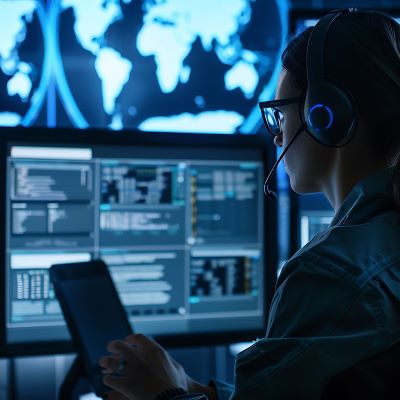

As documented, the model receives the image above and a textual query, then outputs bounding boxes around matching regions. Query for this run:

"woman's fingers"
[101,333,189,400]
[103,374,132,398]
[99,355,121,374]
[106,339,136,357]
[125,333,158,349]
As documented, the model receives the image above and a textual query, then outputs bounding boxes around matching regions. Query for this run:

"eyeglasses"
[258,97,300,136]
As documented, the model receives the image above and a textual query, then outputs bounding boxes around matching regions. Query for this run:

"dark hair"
[281,11,400,210]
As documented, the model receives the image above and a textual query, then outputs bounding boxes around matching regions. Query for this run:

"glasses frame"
[258,97,300,136]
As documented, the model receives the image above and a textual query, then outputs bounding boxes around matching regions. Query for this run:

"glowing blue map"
[0,0,287,132]
[52,0,287,133]
[0,0,49,127]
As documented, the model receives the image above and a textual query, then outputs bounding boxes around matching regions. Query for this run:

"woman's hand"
[99,333,215,400]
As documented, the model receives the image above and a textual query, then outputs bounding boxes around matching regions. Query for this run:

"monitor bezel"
[0,126,278,356]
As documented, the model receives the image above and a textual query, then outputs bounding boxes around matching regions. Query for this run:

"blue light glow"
[49,0,89,128]
[0,1,50,127]
[307,103,334,132]
[241,0,289,134]
[50,0,288,133]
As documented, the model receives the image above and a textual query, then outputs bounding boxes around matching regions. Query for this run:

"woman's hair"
[281,11,400,209]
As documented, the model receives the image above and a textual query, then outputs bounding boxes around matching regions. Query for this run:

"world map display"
[0,0,288,133]
[0,0,49,127]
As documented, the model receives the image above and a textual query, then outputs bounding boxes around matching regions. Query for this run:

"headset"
[304,7,400,147]
[303,8,358,148]
[265,8,400,199]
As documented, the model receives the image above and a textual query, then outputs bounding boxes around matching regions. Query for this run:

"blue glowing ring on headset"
[307,104,334,132]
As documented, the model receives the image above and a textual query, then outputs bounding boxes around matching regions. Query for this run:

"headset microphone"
[264,124,306,200]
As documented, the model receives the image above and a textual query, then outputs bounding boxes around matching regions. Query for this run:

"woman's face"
[273,69,335,193]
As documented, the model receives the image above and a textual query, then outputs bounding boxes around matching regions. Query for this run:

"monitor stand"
[59,357,92,400]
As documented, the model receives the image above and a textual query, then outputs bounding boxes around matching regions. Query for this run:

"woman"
[99,9,400,400]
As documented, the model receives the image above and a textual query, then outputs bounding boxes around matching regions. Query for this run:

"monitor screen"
[300,210,334,248]
[296,194,334,249]
[0,0,288,133]
[1,128,276,355]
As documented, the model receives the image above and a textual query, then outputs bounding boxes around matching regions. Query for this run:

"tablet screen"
[59,275,133,369]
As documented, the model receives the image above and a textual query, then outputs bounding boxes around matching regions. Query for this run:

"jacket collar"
[330,167,396,227]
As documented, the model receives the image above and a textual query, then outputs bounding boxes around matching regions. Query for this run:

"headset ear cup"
[304,82,357,147]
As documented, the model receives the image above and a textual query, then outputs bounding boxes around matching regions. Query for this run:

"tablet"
[50,259,133,396]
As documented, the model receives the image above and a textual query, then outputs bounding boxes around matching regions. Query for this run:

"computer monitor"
[0,127,277,356]
[291,193,334,251]
[290,9,400,37]
[0,0,287,134]
[299,209,334,248]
